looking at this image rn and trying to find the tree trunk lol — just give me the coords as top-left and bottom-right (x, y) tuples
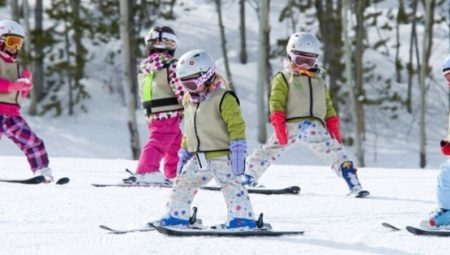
(62, 4), (74, 115)
(215, 0), (234, 90)
(128, 0), (139, 108)
(354, 0), (367, 145)
(239, 0), (247, 64)
(29, 0), (45, 115)
(419, 0), (435, 168)
(120, 0), (141, 159)
(22, 0), (32, 68)
(315, 0), (344, 113)
(406, 0), (418, 114)
(9, 0), (20, 21)
(395, 0), (405, 83)
(256, 0), (270, 144)
(342, 0), (364, 166)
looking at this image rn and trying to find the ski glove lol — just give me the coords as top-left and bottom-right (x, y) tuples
(325, 116), (343, 144)
(270, 111), (288, 145)
(230, 139), (247, 176)
(177, 148), (193, 174)
(441, 140), (450, 156)
(1, 78), (32, 92)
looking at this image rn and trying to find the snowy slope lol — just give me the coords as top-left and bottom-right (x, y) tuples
(1, 156), (450, 255)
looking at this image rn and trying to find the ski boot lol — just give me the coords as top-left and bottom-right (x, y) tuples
(341, 162), (370, 198)
(122, 169), (172, 186)
(35, 167), (54, 183)
(420, 208), (450, 230)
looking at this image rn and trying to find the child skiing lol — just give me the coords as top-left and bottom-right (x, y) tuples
(420, 55), (450, 229)
(123, 25), (185, 185)
(244, 32), (369, 197)
(155, 50), (257, 229)
(0, 20), (53, 182)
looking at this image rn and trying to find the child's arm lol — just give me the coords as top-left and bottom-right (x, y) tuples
(168, 63), (186, 103)
(324, 88), (342, 143)
(220, 92), (246, 176)
(269, 73), (289, 145)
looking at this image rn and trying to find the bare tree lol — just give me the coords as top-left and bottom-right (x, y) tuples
(256, 0), (269, 143)
(119, 0), (141, 159)
(215, 0), (234, 90)
(406, 0), (418, 113)
(419, 0), (435, 168)
(9, 0), (20, 21)
(342, 0), (364, 166)
(29, 0), (45, 115)
(239, 0), (247, 64)
(395, 0), (407, 83)
(354, 0), (368, 146)
(315, 0), (344, 112)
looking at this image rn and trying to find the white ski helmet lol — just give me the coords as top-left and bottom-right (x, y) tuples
(144, 25), (177, 55)
(176, 50), (215, 79)
(286, 32), (320, 57)
(176, 50), (216, 92)
(442, 55), (450, 75)
(0, 20), (25, 38)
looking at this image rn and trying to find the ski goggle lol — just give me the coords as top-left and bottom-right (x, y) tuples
(289, 51), (318, 67)
(179, 65), (216, 92)
(146, 31), (177, 49)
(2, 35), (23, 50)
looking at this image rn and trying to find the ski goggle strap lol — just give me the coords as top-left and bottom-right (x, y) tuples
(180, 65), (216, 92)
(145, 31), (177, 46)
(2, 35), (23, 50)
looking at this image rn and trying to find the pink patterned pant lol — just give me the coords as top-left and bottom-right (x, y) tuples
(0, 115), (49, 171)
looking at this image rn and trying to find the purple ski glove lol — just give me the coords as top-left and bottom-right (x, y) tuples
(230, 139), (247, 176)
(177, 148), (193, 174)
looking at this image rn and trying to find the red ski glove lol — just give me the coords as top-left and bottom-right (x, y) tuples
(441, 140), (450, 155)
(270, 111), (288, 145)
(325, 115), (343, 144)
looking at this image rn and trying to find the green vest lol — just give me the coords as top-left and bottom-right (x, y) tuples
(183, 88), (232, 153)
(138, 62), (183, 116)
(0, 60), (21, 105)
(281, 71), (327, 124)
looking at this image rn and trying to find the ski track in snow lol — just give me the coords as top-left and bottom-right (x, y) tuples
(1, 156), (450, 255)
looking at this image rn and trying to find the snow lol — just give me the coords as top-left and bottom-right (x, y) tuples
(1, 156), (449, 255)
(1, 0), (450, 254)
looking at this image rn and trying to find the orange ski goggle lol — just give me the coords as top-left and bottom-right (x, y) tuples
(3, 35), (23, 50)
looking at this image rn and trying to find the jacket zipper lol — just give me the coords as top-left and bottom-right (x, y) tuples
(308, 77), (313, 116)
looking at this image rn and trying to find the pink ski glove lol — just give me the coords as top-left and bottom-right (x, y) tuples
(441, 140), (450, 156)
(12, 78), (32, 92)
(326, 115), (343, 144)
(21, 69), (32, 81)
(270, 111), (288, 145)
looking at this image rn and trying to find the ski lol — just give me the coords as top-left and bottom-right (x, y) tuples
(152, 224), (304, 237)
(200, 185), (301, 195)
(354, 190), (370, 198)
(381, 222), (401, 231)
(0, 176), (70, 185)
(0, 175), (46, 184)
(406, 226), (450, 237)
(56, 177), (70, 185)
(91, 183), (172, 188)
(99, 224), (155, 234)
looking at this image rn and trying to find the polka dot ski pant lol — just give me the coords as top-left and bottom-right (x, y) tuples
(166, 156), (255, 223)
(246, 120), (352, 181)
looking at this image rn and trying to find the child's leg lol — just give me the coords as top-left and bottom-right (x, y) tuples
(136, 117), (179, 174)
(165, 157), (213, 220)
(211, 157), (255, 222)
(437, 160), (450, 209)
(3, 116), (49, 171)
(296, 120), (351, 175)
(246, 132), (293, 181)
(163, 117), (182, 179)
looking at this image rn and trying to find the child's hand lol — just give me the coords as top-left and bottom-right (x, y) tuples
(21, 69), (32, 81)
(441, 140), (450, 155)
(14, 78), (32, 91)
(270, 111), (288, 145)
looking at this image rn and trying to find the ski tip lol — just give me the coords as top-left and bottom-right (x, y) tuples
(381, 222), (401, 231)
(56, 177), (70, 185)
